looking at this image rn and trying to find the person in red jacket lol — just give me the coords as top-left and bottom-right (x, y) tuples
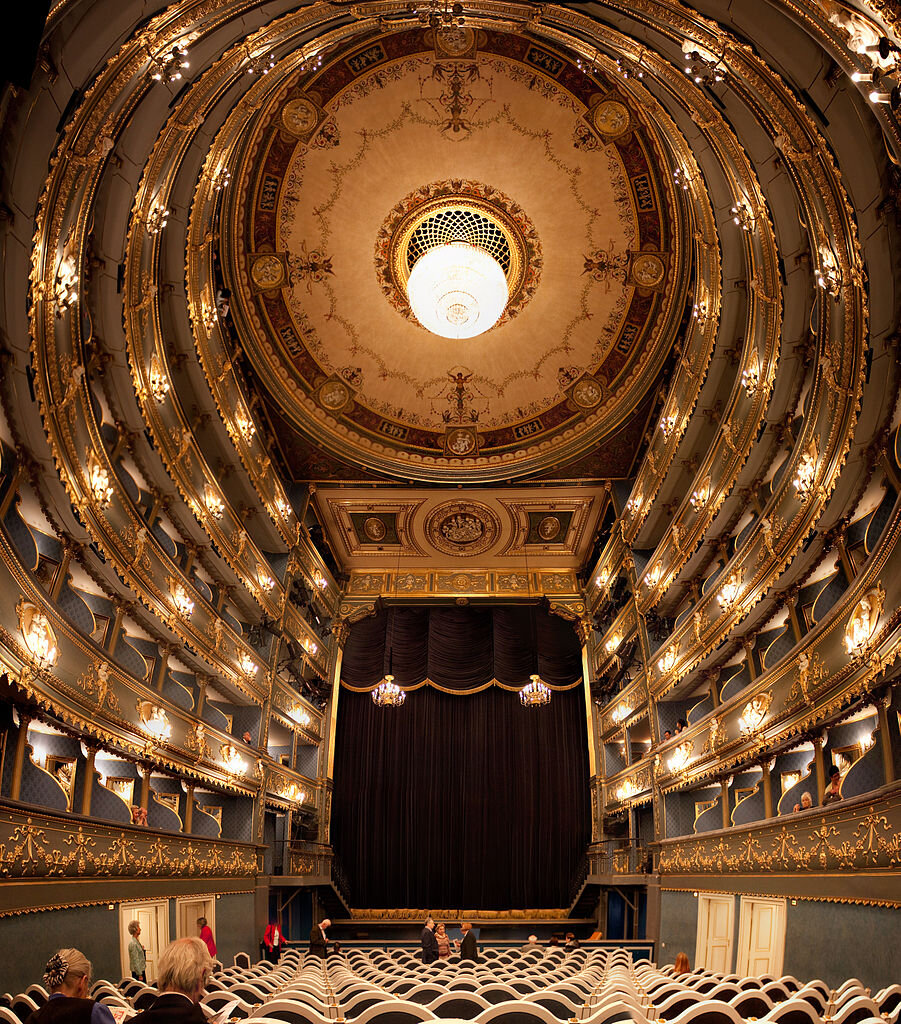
(263, 922), (283, 962)
(197, 917), (216, 959)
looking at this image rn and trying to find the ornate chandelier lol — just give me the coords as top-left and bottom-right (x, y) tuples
(519, 672), (551, 708)
(407, 242), (508, 339)
(372, 673), (406, 708)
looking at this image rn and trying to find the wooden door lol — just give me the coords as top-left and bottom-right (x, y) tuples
(119, 901), (168, 983)
(737, 897), (786, 977)
(696, 893), (734, 973)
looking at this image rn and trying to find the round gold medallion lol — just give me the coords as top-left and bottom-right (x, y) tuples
(631, 253), (665, 288)
(592, 100), (631, 138)
(282, 97), (319, 136)
(251, 254), (285, 289)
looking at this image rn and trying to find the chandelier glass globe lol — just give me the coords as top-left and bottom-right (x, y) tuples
(406, 241), (508, 339)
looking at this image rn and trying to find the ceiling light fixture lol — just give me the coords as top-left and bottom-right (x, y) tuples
(148, 353), (170, 402)
(372, 673), (406, 707)
(87, 451), (114, 507)
(520, 672), (552, 708)
(407, 242), (508, 339)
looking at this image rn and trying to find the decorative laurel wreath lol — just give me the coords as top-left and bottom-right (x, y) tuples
(43, 954), (69, 988)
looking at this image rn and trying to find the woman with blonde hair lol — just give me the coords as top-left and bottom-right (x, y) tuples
(24, 950), (115, 1024)
(435, 923), (452, 959)
(128, 921), (147, 982)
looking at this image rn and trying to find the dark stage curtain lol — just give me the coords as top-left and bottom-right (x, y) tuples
(331, 684), (591, 909)
(341, 605), (582, 691)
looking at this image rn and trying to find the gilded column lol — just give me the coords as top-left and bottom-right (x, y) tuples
(81, 746), (97, 816)
(760, 758), (774, 819)
(184, 783), (194, 833)
(813, 735), (827, 804)
(139, 766), (151, 814)
(324, 620), (350, 780)
(875, 693), (895, 785)
(720, 778), (730, 830)
(9, 714), (31, 802)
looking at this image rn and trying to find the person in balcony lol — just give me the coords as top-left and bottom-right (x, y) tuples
(24, 950), (116, 1024)
(822, 765), (843, 805)
(792, 792), (813, 813)
(128, 921), (147, 982)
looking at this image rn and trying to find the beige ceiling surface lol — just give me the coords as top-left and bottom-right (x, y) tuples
(280, 56), (636, 427)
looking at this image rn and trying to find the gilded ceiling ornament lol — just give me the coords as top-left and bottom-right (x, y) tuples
(426, 501), (499, 556)
(363, 517), (387, 541)
(77, 661), (121, 715)
(582, 241), (629, 291)
(537, 515), (561, 541)
(590, 99), (631, 137)
(434, 25), (476, 58)
(317, 378), (352, 413)
(281, 96), (321, 137)
(250, 253), (286, 290)
(185, 722), (210, 760)
(630, 252), (666, 289)
(444, 426), (478, 456)
(785, 650), (826, 706)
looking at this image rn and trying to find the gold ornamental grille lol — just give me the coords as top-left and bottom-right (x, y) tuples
(406, 207), (512, 274)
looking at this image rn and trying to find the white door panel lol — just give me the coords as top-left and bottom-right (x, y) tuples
(696, 894), (734, 973)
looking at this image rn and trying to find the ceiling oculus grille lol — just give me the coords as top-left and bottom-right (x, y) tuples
(375, 180), (542, 336)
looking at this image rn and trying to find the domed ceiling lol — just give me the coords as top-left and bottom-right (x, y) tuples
(225, 25), (686, 481)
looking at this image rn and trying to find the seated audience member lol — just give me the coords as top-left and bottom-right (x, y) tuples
(548, 936), (560, 946)
(435, 923), (452, 960)
(25, 950), (116, 1024)
(662, 730), (672, 742)
(674, 718), (688, 734)
(521, 934), (542, 952)
(128, 921), (147, 981)
(792, 791), (813, 813)
(674, 952), (691, 975)
(564, 932), (580, 949)
(131, 806), (147, 826)
(130, 938), (211, 1024)
(822, 765), (843, 804)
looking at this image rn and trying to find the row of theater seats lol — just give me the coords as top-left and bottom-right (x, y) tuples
(2, 948), (899, 1024)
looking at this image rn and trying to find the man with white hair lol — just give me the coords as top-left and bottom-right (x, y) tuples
(129, 938), (211, 1024)
(521, 934), (542, 952)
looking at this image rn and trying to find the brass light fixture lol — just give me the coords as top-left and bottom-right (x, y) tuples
(148, 353), (170, 403)
(519, 672), (552, 708)
(86, 451), (114, 507)
(18, 599), (60, 669)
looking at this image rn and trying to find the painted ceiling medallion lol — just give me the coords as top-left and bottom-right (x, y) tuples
(426, 501), (500, 556)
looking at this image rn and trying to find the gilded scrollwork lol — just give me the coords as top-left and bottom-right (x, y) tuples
(0, 808), (258, 881)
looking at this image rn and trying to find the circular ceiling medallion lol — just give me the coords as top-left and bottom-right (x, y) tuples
(591, 100), (631, 138)
(251, 254), (285, 289)
(538, 515), (561, 541)
(375, 180), (541, 328)
(631, 253), (666, 288)
(282, 97), (319, 136)
(363, 517), (387, 541)
(426, 501), (500, 556)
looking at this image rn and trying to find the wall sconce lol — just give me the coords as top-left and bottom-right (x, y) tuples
(843, 584), (885, 658)
(682, 41), (727, 83)
(220, 743), (246, 775)
(647, 560), (663, 587)
(289, 704), (312, 728)
(138, 701), (172, 743)
(595, 567), (610, 589)
(692, 301), (709, 327)
(658, 646), (676, 674)
(273, 494), (291, 520)
(17, 599), (59, 669)
(200, 302), (218, 334)
(54, 254), (79, 317)
(283, 782), (306, 803)
(738, 692), (771, 736)
(245, 48), (276, 76)
(237, 651), (257, 679)
(615, 779), (635, 802)
(611, 703), (630, 725)
(689, 476), (711, 512)
(793, 439), (819, 500)
(717, 570), (742, 611)
(203, 484), (225, 520)
(659, 412), (678, 441)
(234, 405), (255, 443)
(145, 203), (170, 235)
(86, 450), (114, 507)
(211, 167), (231, 192)
(741, 349), (762, 397)
(668, 740), (693, 773)
(626, 492), (643, 516)
(673, 166), (693, 191)
(148, 353), (170, 403)
(730, 202), (754, 231)
(302, 636), (318, 656)
(170, 579), (195, 618)
(149, 42), (190, 82)
(605, 633), (621, 656)
(816, 248), (841, 297)
(312, 569), (328, 591)
(257, 565), (275, 592)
